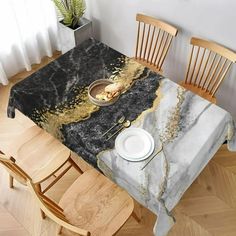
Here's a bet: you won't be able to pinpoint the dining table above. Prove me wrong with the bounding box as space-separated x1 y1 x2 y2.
7 38 236 236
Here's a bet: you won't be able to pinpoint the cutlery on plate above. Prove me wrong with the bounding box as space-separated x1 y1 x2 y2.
101 116 126 137
106 120 131 141
140 144 163 170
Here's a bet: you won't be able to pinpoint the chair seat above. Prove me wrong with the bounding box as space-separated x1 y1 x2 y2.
59 169 134 236
179 81 217 104
0 116 28 156
133 57 163 75
7 125 42 157
14 126 71 184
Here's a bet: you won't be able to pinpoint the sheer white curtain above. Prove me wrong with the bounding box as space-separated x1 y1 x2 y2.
0 0 60 85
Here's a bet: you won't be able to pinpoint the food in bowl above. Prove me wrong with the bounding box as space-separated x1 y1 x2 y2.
88 79 125 106
96 82 124 101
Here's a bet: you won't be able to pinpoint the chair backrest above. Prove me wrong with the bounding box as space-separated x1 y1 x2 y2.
184 37 236 96
27 181 91 236
0 153 31 185
135 13 178 71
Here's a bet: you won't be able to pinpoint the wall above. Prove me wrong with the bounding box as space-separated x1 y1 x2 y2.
85 0 236 119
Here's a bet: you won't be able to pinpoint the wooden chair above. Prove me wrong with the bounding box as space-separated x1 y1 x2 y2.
28 169 135 236
0 125 83 218
134 13 178 74
180 37 236 103
0 115 29 156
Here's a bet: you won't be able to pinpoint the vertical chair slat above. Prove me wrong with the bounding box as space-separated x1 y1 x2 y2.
147 26 156 62
159 36 173 70
156 33 170 69
139 23 146 59
193 48 206 85
202 53 217 89
209 58 228 94
198 50 212 87
154 31 165 66
211 62 232 96
144 24 151 60
189 46 200 84
150 28 161 64
135 21 141 59
205 56 222 91
185 45 194 83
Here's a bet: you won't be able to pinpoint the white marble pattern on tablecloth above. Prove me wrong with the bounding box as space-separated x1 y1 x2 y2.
97 78 236 236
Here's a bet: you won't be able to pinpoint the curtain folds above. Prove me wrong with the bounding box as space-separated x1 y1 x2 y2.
0 0 60 85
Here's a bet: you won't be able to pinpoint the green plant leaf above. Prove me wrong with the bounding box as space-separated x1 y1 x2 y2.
53 0 86 28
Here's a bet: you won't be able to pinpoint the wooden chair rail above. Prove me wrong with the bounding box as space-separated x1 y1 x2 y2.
136 13 178 36
41 163 73 194
191 37 236 62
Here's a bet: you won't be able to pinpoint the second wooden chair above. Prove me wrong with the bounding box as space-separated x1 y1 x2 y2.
0 125 83 218
180 37 236 103
134 13 178 74
28 169 135 236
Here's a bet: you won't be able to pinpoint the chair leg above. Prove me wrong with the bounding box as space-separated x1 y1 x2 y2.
132 202 142 223
9 175 14 188
58 226 63 235
68 157 83 174
35 184 46 219
132 211 141 223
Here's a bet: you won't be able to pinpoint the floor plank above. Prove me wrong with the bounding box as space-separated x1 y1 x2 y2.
0 203 30 236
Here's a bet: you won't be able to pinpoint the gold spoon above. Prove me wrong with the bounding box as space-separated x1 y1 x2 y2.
101 116 126 137
106 120 131 141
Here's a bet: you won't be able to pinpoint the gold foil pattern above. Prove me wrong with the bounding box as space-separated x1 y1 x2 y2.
32 58 145 140
160 87 186 143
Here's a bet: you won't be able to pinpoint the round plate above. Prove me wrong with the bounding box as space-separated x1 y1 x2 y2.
115 128 155 161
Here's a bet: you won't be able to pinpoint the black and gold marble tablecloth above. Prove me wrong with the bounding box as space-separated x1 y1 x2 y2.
7 38 163 167
7 38 236 236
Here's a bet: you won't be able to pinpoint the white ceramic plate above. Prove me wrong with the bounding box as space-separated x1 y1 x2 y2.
115 128 154 161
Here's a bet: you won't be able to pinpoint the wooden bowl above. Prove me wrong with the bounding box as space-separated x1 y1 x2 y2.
88 79 119 106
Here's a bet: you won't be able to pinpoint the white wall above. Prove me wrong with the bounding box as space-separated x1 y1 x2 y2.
85 0 236 119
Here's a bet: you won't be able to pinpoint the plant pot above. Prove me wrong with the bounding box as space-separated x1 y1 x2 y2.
59 17 93 54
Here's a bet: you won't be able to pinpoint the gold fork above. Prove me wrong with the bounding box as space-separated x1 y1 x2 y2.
101 116 126 138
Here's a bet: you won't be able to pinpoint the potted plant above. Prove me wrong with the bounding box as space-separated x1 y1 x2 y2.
53 0 92 53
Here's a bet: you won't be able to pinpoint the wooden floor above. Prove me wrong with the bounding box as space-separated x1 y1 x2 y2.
0 55 236 236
